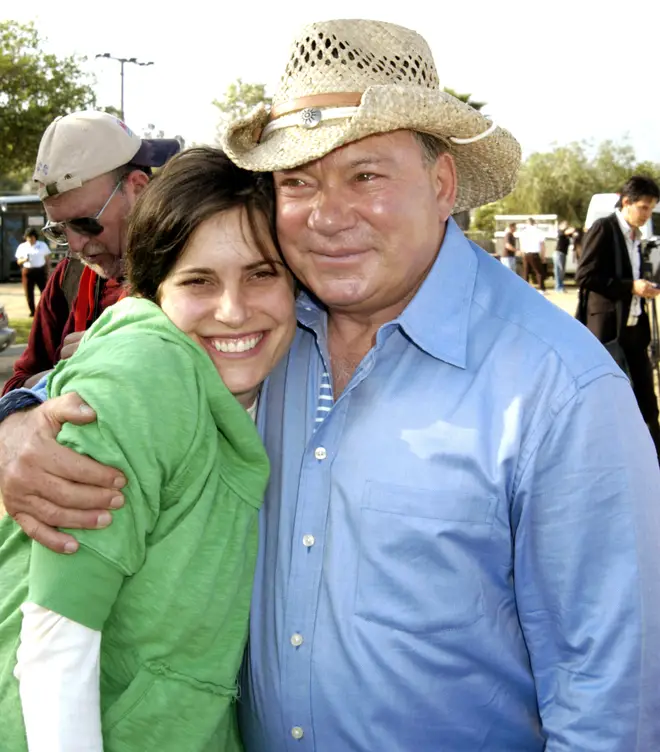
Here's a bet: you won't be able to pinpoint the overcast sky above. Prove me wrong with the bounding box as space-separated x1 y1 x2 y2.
7 0 660 161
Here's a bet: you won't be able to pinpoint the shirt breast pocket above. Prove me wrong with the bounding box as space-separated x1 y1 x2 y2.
355 481 496 634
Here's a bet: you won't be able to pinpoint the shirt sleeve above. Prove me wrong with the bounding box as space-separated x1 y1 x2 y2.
1 258 73 395
0 386 46 424
27 330 200 631
15 602 103 752
512 370 660 750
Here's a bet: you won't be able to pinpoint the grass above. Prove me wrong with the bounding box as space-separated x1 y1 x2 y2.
11 318 33 345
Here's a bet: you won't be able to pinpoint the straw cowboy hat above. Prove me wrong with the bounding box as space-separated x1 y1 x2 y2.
222 19 521 213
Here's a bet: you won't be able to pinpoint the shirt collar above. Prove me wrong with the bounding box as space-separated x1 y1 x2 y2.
615 209 639 241
295 217 477 369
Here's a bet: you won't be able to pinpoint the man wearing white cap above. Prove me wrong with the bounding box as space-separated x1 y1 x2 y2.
0 20 659 751
1 111 179 395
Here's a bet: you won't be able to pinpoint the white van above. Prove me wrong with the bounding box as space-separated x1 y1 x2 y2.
585 193 660 240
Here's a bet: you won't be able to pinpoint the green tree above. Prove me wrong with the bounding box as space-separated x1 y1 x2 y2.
471 139 660 236
443 87 486 112
213 78 271 143
102 105 123 119
0 166 31 194
0 20 96 176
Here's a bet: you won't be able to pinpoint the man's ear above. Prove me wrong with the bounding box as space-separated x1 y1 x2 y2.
127 170 150 198
432 152 458 223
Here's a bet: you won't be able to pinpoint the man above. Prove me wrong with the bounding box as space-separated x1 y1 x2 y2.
14 229 50 317
553 220 572 292
1 19 659 751
1 111 180 394
501 221 517 272
519 217 546 292
576 175 660 459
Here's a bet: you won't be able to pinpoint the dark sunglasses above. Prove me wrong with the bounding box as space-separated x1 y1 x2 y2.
42 180 123 247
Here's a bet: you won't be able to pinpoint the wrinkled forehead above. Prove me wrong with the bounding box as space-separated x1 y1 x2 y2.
43 172 116 221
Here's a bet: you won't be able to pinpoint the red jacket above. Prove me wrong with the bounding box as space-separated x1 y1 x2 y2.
2 259 125 394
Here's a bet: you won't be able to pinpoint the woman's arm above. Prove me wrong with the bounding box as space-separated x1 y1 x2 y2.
15 603 103 752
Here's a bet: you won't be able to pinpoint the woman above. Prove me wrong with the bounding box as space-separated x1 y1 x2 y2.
0 147 297 751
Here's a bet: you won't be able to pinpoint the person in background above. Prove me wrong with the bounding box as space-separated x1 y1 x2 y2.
519 217 546 293
2 111 179 396
553 220 572 292
501 221 518 272
576 175 660 461
14 230 50 318
572 225 585 261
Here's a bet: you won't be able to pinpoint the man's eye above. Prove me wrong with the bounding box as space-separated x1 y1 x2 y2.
355 173 377 182
277 178 306 188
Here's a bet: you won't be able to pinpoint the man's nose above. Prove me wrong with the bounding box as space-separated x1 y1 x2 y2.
308 188 356 236
64 228 89 256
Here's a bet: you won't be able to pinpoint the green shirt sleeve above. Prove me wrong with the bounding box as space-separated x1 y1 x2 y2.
28 325 202 631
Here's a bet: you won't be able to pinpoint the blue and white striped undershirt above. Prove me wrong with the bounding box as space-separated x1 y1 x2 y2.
315 370 334 426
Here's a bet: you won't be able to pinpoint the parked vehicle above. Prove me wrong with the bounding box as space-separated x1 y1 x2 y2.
0 302 17 352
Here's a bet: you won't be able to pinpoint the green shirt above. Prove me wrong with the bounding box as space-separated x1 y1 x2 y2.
0 297 269 751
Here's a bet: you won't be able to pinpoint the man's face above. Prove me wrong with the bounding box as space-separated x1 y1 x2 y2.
622 195 658 229
273 130 456 318
43 171 147 279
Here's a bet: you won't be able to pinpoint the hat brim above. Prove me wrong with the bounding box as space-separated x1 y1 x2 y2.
222 87 520 213
132 138 181 168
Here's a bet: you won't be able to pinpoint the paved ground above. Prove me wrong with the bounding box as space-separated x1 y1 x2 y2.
1 281 40 320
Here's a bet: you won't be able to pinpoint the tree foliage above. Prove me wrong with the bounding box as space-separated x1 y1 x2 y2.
0 21 96 177
443 87 486 112
472 139 660 235
213 79 271 142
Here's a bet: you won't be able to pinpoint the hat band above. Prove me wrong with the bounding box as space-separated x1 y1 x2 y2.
261 106 360 142
258 92 364 142
270 92 364 119
258 90 500 147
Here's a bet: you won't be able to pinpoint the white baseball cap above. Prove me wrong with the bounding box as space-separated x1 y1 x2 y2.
33 110 181 199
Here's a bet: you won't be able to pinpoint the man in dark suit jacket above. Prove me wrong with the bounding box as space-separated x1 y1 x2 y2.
576 176 660 460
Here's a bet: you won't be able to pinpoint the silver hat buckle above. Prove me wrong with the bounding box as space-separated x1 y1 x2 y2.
300 108 322 128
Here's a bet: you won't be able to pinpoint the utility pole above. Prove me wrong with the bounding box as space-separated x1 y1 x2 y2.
95 53 154 122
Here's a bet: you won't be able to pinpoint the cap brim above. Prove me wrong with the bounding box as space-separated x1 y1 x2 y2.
132 139 181 168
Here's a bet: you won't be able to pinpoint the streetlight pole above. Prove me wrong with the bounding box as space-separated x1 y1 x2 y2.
95 53 154 122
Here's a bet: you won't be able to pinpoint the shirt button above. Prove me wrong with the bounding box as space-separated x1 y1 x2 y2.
302 534 315 547
290 633 304 647
314 446 327 460
291 726 304 740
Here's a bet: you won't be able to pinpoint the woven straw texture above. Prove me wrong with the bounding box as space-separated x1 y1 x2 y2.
222 19 521 212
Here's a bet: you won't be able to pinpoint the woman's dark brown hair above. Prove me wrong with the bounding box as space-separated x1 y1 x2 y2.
126 146 277 301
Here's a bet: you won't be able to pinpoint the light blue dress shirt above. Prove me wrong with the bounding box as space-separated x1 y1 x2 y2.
241 219 660 751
